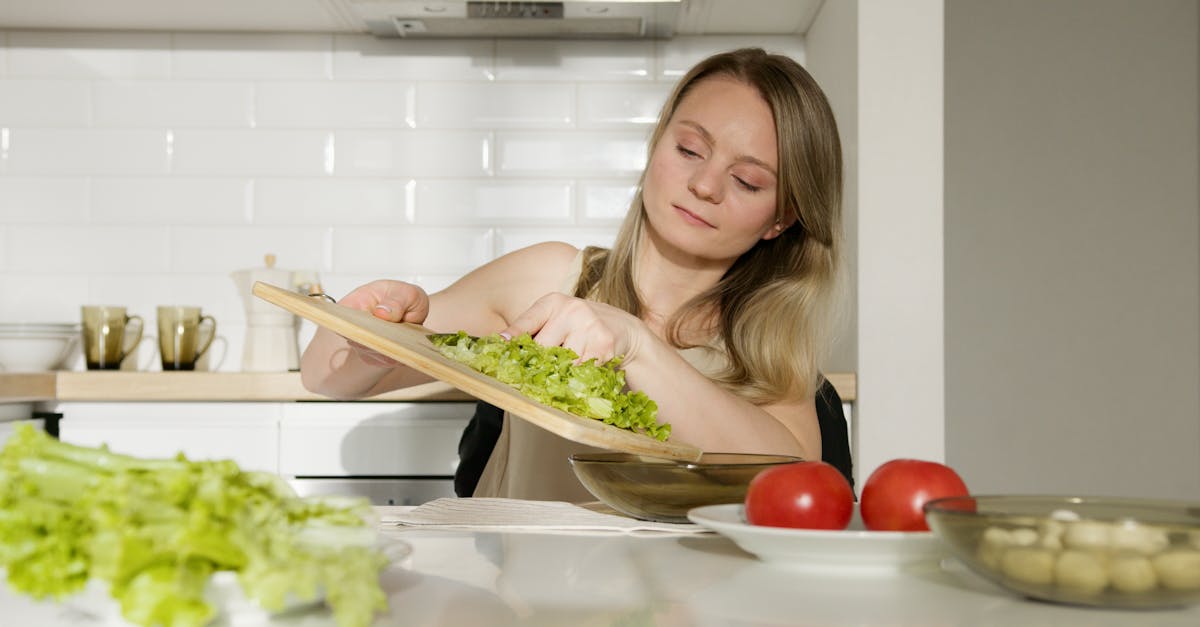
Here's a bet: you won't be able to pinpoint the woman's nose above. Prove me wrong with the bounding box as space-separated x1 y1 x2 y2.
688 164 724 203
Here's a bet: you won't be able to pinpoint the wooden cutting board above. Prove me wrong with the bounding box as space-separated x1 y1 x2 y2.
253 282 703 461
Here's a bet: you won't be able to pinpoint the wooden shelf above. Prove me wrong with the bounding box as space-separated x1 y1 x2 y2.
0 371 856 403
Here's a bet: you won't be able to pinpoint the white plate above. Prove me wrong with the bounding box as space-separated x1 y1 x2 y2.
687 504 944 573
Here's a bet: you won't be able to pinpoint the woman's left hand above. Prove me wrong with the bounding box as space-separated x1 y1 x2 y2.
500 293 650 365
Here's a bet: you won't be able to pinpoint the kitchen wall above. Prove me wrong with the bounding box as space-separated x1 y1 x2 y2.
0 32 830 372
945 0 1200 499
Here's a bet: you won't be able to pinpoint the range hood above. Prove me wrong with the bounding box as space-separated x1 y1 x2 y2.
351 0 683 39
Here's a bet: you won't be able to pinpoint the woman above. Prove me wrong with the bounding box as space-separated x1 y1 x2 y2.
301 47 844 501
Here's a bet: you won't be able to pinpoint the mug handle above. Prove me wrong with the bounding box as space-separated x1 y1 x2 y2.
195 315 217 359
121 314 145 361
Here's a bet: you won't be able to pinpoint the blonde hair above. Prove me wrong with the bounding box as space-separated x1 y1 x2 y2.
576 47 844 403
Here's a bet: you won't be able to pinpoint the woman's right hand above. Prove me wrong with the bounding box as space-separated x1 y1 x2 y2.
337 280 430 367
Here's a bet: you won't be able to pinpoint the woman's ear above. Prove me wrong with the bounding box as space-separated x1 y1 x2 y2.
762 218 795 241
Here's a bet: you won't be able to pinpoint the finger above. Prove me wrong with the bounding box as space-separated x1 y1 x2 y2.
501 294 562 340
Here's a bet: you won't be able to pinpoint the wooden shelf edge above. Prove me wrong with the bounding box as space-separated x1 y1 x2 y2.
1 371 856 403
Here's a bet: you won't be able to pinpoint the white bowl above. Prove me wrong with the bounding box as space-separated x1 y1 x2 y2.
0 334 78 371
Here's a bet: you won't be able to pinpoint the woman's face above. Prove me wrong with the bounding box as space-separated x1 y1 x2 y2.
642 75 782 267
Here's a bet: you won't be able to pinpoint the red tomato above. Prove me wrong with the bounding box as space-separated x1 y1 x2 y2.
744 461 854 530
860 459 969 532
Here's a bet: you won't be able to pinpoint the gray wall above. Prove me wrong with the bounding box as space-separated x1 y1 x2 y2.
945 0 1200 498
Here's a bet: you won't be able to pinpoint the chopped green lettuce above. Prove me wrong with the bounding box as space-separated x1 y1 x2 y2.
429 331 669 441
0 424 387 627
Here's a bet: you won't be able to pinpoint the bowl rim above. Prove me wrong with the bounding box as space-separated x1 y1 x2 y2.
924 494 1200 518
568 452 804 469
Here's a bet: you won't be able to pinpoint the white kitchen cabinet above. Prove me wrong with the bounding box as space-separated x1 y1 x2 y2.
279 402 472 477
55 402 281 473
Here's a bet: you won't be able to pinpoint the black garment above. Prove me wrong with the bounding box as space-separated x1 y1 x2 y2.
453 377 854 497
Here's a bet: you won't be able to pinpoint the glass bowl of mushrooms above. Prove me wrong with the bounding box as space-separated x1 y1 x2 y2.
924 495 1200 608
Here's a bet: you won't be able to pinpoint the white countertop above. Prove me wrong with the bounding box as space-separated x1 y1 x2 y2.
5 518 1200 626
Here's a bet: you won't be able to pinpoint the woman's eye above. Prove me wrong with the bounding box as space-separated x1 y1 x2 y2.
734 176 762 192
676 144 701 158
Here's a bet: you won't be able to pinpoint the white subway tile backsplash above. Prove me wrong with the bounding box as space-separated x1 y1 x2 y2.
172 33 331 80
577 83 671 129
416 82 572 129
0 31 783 338
254 178 412 225
332 36 495 81
91 178 250 225
92 81 253 128
332 227 493 275
256 81 415 129
0 274 90 322
495 40 654 81
172 130 332 176
656 36 806 79
6 226 170 274
496 131 647 176
168 226 329 274
579 180 639 223
87 274 174 322
334 130 491 177
495 228 618 256
0 80 90 126
7 32 171 79
414 180 572 225
4 129 169 175
0 177 88 223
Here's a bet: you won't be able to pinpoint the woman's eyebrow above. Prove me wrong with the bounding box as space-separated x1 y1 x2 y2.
678 119 777 177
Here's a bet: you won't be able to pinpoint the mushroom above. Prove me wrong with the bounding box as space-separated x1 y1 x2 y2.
1054 550 1108 594
1110 555 1158 593
1152 550 1200 591
1001 547 1056 585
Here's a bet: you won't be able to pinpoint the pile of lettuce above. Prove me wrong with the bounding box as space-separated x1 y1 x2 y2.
0 424 387 627
429 331 669 441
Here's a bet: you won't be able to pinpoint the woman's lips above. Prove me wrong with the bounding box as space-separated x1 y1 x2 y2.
673 204 715 228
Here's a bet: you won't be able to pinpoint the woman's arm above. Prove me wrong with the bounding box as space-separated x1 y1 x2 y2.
500 293 821 459
300 242 580 400
623 339 821 460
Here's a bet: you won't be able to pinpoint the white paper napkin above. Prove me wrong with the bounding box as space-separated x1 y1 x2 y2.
378 497 710 535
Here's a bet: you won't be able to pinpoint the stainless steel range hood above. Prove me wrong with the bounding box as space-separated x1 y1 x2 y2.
350 0 683 39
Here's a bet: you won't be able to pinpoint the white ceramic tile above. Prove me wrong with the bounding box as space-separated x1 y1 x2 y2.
332 227 493 275
87 274 173 324
415 82 572 129
6 225 170 274
656 36 806 79
334 130 491 178
0 177 88 223
414 180 572 225
254 178 412 225
332 35 494 81
172 130 331 176
0 274 90 323
172 33 331 80
495 228 618 256
92 81 253 128
578 180 639 223
7 32 171 79
168 226 329 274
496 131 647 176
411 274 465 295
256 81 415 129
0 226 5 272
0 33 7 77
495 40 653 81
0 80 90 126
577 83 672 129
4 129 168 175
90 178 250 225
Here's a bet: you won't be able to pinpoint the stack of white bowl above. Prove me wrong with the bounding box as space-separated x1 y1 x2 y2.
0 322 80 372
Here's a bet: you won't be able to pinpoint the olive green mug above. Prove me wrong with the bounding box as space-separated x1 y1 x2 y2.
80 305 145 370
156 306 217 371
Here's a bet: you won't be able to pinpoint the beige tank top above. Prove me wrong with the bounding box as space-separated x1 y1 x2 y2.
472 250 729 502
